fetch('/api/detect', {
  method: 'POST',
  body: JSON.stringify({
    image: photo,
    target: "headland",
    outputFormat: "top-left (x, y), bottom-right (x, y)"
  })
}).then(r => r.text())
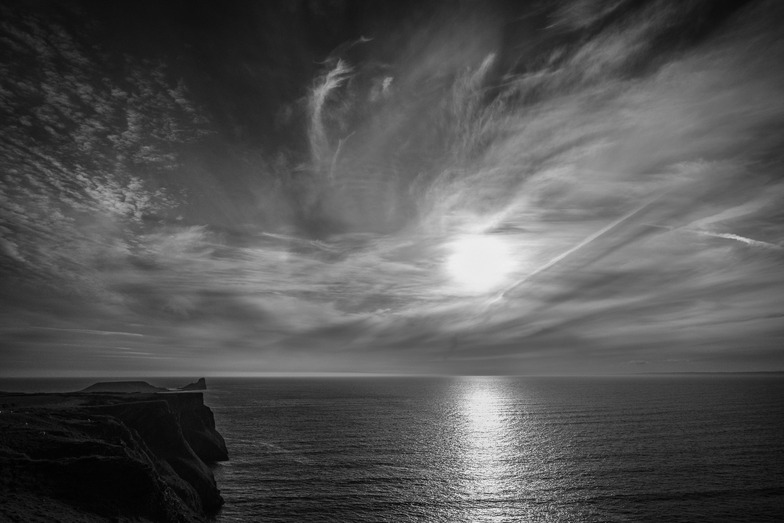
top-left (0, 379), bottom-right (228, 522)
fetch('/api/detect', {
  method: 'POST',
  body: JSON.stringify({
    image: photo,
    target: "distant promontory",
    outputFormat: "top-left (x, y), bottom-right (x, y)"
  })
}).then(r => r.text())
top-left (0, 379), bottom-right (228, 522)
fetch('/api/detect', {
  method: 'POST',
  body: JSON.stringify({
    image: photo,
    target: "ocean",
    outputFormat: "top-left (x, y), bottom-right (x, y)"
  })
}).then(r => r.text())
top-left (205, 376), bottom-right (784, 522)
top-left (2, 375), bottom-right (782, 521)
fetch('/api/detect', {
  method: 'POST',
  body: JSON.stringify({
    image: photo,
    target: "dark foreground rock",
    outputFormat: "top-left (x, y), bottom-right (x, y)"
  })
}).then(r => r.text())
top-left (0, 382), bottom-right (228, 522)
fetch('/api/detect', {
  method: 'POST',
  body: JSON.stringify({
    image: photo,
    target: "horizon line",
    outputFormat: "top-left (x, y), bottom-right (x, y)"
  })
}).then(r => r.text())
top-left (2, 370), bottom-right (784, 380)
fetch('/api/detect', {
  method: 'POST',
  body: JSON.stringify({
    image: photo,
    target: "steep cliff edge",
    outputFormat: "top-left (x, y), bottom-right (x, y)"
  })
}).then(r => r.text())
top-left (0, 384), bottom-right (229, 522)
top-left (155, 391), bottom-right (229, 463)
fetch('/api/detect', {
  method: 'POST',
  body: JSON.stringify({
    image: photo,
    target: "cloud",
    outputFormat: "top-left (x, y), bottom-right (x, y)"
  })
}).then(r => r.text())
top-left (2, 1), bottom-right (784, 375)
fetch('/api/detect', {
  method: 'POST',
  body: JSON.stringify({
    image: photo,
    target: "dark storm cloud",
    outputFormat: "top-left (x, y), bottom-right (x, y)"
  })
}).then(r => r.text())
top-left (1, 0), bottom-right (783, 375)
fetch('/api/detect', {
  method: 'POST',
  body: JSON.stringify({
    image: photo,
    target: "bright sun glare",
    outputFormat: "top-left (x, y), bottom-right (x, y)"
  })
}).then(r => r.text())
top-left (447, 235), bottom-right (515, 293)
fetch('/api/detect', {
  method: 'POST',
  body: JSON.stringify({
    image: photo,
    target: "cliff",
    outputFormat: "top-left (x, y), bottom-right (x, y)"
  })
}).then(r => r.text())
top-left (0, 383), bottom-right (229, 522)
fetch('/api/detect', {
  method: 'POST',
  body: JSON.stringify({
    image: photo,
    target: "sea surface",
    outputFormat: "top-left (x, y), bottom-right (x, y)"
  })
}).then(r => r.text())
top-left (2, 375), bottom-right (782, 521)
top-left (205, 376), bottom-right (784, 522)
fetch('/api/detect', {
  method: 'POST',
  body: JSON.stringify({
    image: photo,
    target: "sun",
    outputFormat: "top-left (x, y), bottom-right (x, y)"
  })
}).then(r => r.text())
top-left (446, 234), bottom-right (515, 293)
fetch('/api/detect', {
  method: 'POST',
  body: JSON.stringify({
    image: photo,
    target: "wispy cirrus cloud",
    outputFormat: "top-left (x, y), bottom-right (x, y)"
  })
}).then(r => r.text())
top-left (2, 0), bottom-right (783, 375)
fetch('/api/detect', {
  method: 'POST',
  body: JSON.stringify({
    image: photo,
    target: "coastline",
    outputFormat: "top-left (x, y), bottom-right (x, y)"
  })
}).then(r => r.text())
top-left (0, 381), bottom-right (228, 522)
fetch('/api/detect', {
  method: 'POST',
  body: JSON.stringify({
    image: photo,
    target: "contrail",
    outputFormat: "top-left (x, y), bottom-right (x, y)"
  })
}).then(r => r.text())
top-left (34, 328), bottom-right (146, 337)
top-left (644, 225), bottom-right (783, 250)
top-left (709, 232), bottom-right (782, 249)
top-left (489, 194), bottom-right (663, 304)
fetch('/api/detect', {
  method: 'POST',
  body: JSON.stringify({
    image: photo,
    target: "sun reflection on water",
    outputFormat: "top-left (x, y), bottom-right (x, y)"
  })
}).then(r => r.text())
top-left (453, 378), bottom-right (612, 522)
top-left (458, 377), bottom-right (517, 522)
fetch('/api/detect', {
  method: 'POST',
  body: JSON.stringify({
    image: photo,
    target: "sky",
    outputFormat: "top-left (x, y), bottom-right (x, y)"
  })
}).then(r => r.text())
top-left (1, 0), bottom-right (783, 376)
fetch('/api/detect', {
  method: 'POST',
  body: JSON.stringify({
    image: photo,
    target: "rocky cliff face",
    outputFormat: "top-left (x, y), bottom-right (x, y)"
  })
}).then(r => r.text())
top-left (0, 387), bottom-right (229, 522)
top-left (156, 391), bottom-right (228, 463)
